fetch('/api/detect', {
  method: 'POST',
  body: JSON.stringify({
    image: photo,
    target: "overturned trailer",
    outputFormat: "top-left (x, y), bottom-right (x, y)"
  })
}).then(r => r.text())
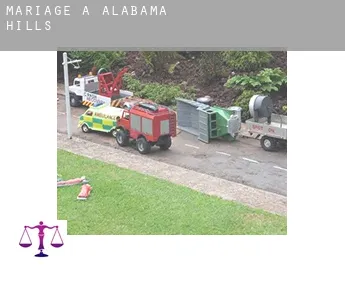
top-left (175, 98), bottom-right (242, 143)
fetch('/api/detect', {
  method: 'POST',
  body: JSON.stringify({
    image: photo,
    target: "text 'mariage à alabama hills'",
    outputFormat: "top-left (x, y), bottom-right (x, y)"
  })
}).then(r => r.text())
top-left (5, 5), bottom-right (167, 31)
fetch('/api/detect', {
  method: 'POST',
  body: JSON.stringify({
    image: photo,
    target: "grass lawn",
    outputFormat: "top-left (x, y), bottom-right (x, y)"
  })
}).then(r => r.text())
top-left (57, 149), bottom-right (287, 235)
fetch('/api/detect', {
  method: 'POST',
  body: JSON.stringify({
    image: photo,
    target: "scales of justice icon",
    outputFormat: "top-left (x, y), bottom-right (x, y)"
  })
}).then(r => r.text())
top-left (19, 221), bottom-right (64, 257)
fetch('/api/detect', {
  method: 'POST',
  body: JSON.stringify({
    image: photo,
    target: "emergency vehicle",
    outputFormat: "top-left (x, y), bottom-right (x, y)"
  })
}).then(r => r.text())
top-left (78, 104), bottom-right (125, 137)
top-left (68, 67), bottom-right (133, 108)
top-left (115, 102), bottom-right (177, 154)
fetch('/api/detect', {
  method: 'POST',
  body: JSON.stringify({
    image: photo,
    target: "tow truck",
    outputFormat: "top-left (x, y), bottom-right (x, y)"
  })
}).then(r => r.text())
top-left (115, 101), bottom-right (177, 154)
top-left (68, 67), bottom-right (133, 108)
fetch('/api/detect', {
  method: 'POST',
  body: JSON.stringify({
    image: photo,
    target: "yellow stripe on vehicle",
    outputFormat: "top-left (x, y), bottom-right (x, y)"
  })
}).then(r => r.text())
top-left (102, 119), bottom-right (113, 126)
top-left (93, 123), bottom-right (103, 130)
top-left (83, 116), bottom-right (93, 122)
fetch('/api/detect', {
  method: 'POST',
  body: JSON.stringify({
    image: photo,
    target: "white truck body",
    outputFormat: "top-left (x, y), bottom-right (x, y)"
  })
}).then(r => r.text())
top-left (246, 113), bottom-right (287, 140)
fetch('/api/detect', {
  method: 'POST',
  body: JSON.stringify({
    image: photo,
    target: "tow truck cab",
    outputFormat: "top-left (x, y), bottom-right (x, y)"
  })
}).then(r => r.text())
top-left (68, 74), bottom-right (99, 104)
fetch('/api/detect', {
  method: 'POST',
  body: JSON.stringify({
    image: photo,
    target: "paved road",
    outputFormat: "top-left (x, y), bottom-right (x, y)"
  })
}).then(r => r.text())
top-left (57, 95), bottom-right (287, 196)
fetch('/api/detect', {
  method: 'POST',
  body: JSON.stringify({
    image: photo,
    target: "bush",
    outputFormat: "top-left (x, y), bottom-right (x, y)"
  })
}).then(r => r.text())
top-left (140, 51), bottom-right (181, 73)
top-left (122, 73), bottom-right (144, 93)
top-left (224, 68), bottom-right (287, 93)
top-left (222, 51), bottom-right (273, 72)
top-left (198, 52), bottom-right (226, 82)
top-left (138, 84), bottom-right (190, 105)
top-left (123, 74), bottom-right (195, 106)
top-left (69, 51), bottom-right (126, 73)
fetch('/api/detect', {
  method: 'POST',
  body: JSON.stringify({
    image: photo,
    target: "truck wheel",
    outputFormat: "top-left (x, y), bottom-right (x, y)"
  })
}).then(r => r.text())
top-left (81, 124), bottom-right (90, 133)
top-left (111, 129), bottom-right (117, 138)
top-left (70, 93), bottom-right (80, 107)
top-left (137, 137), bottom-right (151, 154)
top-left (116, 129), bottom-right (129, 147)
top-left (260, 136), bottom-right (277, 151)
top-left (159, 136), bottom-right (172, 150)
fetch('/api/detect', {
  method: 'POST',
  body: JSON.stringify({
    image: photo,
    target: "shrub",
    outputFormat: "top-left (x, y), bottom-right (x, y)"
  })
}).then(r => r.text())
top-left (224, 68), bottom-right (287, 93)
top-left (140, 51), bottom-right (181, 72)
top-left (122, 73), bottom-right (195, 106)
top-left (222, 51), bottom-right (273, 72)
top-left (198, 52), bottom-right (226, 82)
top-left (138, 84), bottom-right (185, 105)
top-left (122, 73), bottom-right (144, 93)
top-left (69, 51), bottom-right (126, 73)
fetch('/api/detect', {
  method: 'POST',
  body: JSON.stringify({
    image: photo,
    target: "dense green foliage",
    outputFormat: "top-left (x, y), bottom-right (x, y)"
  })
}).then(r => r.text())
top-left (222, 51), bottom-right (273, 72)
top-left (225, 68), bottom-right (287, 93)
top-left (123, 73), bottom-right (195, 106)
top-left (140, 51), bottom-right (182, 72)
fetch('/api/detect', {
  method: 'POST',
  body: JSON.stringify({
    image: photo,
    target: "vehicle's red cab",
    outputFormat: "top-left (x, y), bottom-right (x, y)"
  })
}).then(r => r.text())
top-left (116, 102), bottom-right (177, 154)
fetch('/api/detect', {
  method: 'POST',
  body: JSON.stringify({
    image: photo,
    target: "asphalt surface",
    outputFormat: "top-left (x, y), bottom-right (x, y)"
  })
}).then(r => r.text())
top-left (57, 95), bottom-right (287, 196)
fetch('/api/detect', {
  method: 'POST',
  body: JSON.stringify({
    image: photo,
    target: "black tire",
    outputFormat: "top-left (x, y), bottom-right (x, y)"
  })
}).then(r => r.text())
top-left (136, 137), bottom-right (151, 154)
top-left (159, 136), bottom-right (172, 150)
top-left (70, 93), bottom-right (80, 107)
top-left (81, 124), bottom-right (90, 133)
top-left (111, 129), bottom-right (117, 138)
top-left (116, 129), bottom-right (129, 147)
top-left (260, 136), bottom-right (277, 151)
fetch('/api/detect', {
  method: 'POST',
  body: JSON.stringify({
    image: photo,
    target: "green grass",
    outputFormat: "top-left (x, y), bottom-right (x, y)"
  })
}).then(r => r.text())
top-left (57, 149), bottom-right (287, 235)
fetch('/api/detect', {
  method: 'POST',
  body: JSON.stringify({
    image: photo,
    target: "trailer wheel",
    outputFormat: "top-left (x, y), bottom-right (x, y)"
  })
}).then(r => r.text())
top-left (116, 129), bottom-right (129, 146)
top-left (81, 124), bottom-right (90, 133)
top-left (136, 137), bottom-right (151, 154)
top-left (260, 136), bottom-right (277, 151)
top-left (159, 136), bottom-right (172, 150)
